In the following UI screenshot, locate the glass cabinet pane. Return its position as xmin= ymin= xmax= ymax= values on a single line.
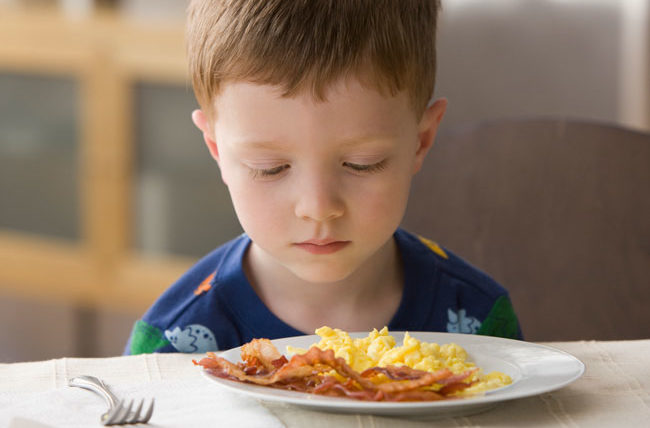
xmin=0 ymin=72 xmax=79 ymax=240
xmin=133 ymin=82 xmax=242 ymax=258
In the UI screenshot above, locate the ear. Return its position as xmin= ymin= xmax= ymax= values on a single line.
xmin=413 ymin=98 xmax=447 ymax=174
xmin=192 ymin=109 xmax=220 ymax=164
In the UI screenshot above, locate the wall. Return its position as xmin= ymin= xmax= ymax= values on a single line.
xmin=436 ymin=0 xmax=649 ymax=132
xmin=0 ymin=293 xmax=135 ymax=361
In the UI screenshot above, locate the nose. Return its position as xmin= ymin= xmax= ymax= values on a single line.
xmin=294 ymin=170 xmax=345 ymax=222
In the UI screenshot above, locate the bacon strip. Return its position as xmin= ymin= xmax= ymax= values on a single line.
xmin=195 ymin=351 xmax=332 ymax=385
xmin=436 ymin=368 xmax=478 ymax=385
xmin=193 ymin=343 xmax=476 ymax=402
xmin=438 ymin=380 xmax=477 ymax=396
xmin=376 ymin=369 xmax=453 ymax=393
xmin=241 ymin=338 xmax=284 ymax=372
xmin=361 ymin=365 xmax=432 ymax=380
xmin=311 ymin=375 xmax=448 ymax=402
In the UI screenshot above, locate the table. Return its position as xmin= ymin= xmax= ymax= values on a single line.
xmin=1 ymin=340 xmax=649 ymax=427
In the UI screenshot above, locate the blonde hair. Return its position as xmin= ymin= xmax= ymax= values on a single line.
xmin=187 ymin=0 xmax=441 ymax=119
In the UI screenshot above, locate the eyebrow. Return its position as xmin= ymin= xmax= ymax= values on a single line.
xmin=233 ymin=134 xmax=397 ymax=149
xmin=232 ymin=139 xmax=289 ymax=150
xmin=336 ymin=134 xmax=397 ymax=147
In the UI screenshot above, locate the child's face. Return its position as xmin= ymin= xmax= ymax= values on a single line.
xmin=194 ymin=78 xmax=446 ymax=283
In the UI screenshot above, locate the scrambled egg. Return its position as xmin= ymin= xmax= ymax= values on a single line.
xmin=287 ymin=326 xmax=511 ymax=396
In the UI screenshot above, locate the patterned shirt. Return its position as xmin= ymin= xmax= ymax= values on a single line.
xmin=125 ymin=228 xmax=522 ymax=354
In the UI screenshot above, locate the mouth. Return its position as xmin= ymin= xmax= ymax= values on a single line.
xmin=293 ymin=239 xmax=351 ymax=255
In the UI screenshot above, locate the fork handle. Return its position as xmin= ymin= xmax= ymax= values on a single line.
xmin=69 ymin=375 xmax=120 ymax=409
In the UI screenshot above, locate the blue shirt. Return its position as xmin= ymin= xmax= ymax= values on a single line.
xmin=125 ymin=228 xmax=522 ymax=354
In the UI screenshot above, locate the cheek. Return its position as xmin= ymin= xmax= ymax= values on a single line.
xmin=353 ymin=173 xmax=412 ymax=225
xmin=227 ymin=179 xmax=288 ymax=238
xmin=228 ymin=182 xmax=267 ymax=217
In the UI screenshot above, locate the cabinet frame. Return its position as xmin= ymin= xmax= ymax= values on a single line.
xmin=0 ymin=6 xmax=195 ymax=313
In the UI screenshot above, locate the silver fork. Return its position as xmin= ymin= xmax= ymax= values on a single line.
xmin=69 ymin=375 xmax=154 ymax=425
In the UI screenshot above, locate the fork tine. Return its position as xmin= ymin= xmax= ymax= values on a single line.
xmin=102 ymin=407 xmax=116 ymax=425
xmin=127 ymin=399 xmax=144 ymax=424
xmin=103 ymin=401 xmax=125 ymax=425
xmin=141 ymin=398 xmax=155 ymax=423
xmin=115 ymin=399 xmax=133 ymax=425
xmin=70 ymin=376 xmax=153 ymax=425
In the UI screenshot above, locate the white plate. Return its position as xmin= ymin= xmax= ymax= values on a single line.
xmin=199 ymin=332 xmax=584 ymax=418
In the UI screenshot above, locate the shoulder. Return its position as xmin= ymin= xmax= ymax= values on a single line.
xmin=396 ymin=229 xmax=522 ymax=339
xmin=397 ymin=228 xmax=507 ymax=300
xmin=125 ymin=235 xmax=248 ymax=355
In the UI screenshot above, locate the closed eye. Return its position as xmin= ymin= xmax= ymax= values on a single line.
xmin=250 ymin=164 xmax=290 ymax=179
xmin=343 ymin=159 xmax=387 ymax=174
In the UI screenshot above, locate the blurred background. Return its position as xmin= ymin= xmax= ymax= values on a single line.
xmin=0 ymin=0 xmax=648 ymax=362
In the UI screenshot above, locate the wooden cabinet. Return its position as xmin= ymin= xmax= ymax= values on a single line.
xmin=0 ymin=6 xmax=241 ymax=315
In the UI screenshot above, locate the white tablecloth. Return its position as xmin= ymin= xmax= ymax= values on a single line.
xmin=1 ymin=340 xmax=649 ymax=427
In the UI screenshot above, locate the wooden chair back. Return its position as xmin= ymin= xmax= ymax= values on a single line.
xmin=402 ymin=119 xmax=650 ymax=340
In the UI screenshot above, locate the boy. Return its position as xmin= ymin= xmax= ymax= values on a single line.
xmin=125 ymin=0 xmax=522 ymax=355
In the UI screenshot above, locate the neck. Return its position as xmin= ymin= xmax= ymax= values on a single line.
xmin=243 ymin=237 xmax=404 ymax=333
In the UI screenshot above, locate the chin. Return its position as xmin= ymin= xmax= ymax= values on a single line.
xmin=288 ymin=263 xmax=357 ymax=284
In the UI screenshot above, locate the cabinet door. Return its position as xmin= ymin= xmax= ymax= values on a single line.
xmin=0 ymin=72 xmax=79 ymax=240
xmin=133 ymin=82 xmax=242 ymax=257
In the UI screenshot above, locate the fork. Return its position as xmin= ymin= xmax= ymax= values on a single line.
xmin=69 ymin=375 xmax=154 ymax=425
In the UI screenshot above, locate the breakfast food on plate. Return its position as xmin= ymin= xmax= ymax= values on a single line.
xmin=194 ymin=327 xmax=511 ymax=402
xmin=290 ymin=327 xmax=511 ymax=395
